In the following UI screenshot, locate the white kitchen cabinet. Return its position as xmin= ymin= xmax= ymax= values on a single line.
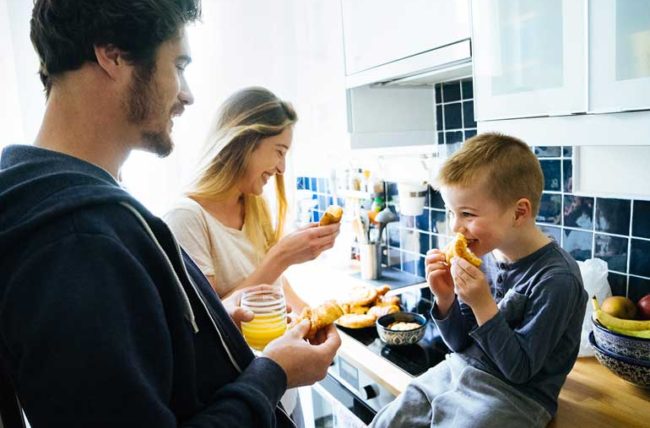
xmin=341 ymin=0 xmax=470 ymax=76
xmin=472 ymin=0 xmax=586 ymax=121
xmin=589 ymin=0 xmax=650 ymax=113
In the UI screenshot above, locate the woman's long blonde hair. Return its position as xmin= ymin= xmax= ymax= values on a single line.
xmin=188 ymin=87 xmax=297 ymax=254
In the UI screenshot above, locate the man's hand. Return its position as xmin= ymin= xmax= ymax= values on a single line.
xmin=263 ymin=319 xmax=341 ymax=388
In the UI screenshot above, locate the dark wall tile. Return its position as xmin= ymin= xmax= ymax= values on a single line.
xmin=461 ymin=79 xmax=473 ymax=99
xmin=430 ymin=210 xmax=447 ymax=234
xmin=430 ymin=191 xmax=445 ymax=209
xmin=630 ymin=238 xmax=650 ymax=277
xmin=387 ymin=223 xmax=400 ymax=247
xmin=463 ymin=101 xmax=476 ymax=128
xmin=465 ymin=130 xmax=477 ymax=140
xmin=632 ymin=200 xmax=650 ymax=238
xmin=435 ymin=83 xmax=442 ymax=104
xmin=540 ymin=160 xmax=561 ymax=191
xmin=438 ymin=131 xmax=445 ymax=144
xmin=594 ymin=234 xmax=628 ymax=273
xmin=562 ymin=146 xmax=573 ymax=157
xmin=442 ymin=81 xmax=461 ymax=102
xmin=562 ymin=160 xmax=573 ymax=193
xmin=416 ymin=209 xmax=430 ymax=231
xmin=387 ymin=247 xmax=401 ymax=268
xmin=629 ymin=276 xmax=650 ymax=303
xmin=534 ymin=146 xmax=561 ymax=157
xmin=446 ymin=131 xmax=463 ymax=145
xmin=562 ymin=229 xmax=593 ymax=261
xmin=564 ymin=195 xmax=594 ymax=229
xmin=444 ymin=103 xmax=463 ymax=130
xmin=539 ymin=225 xmax=562 ymax=243
xmin=537 ymin=193 xmax=562 ymax=225
xmin=436 ymin=106 xmax=443 ymax=131
xmin=595 ymin=198 xmax=631 ymax=235
xmin=419 ymin=232 xmax=431 ymax=255
xmin=608 ymin=272 xmax=627 ymax=297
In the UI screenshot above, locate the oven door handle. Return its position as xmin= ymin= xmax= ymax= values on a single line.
xmin=313 ymin=374 xmax=376 ymax=427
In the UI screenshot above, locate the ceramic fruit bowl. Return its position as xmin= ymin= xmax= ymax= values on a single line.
xmin=591 ymin=318 xmax=650 ymax=363
xmin=376 ymin=311 xmax=426 ymax=346
xmin=589 ymin=332 xmax=650 ymax=388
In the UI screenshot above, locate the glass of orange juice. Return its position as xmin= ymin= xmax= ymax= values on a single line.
xmin=240 ymin=286 xmax=288 ymax=351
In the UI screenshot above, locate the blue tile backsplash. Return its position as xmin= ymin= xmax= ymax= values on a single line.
xmin=296 ymin=78 xmax=650 ymax=299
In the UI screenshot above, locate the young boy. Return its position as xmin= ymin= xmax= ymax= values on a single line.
xmin=371 ymin=133 xmax=587 ymax=427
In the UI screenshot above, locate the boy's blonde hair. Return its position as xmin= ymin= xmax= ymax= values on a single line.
xmin=436 ymin=133 xmax=543 ymax=215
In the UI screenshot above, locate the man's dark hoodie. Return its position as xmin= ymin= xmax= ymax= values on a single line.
xmin=0 ymin=145 xmax=293 ymax=427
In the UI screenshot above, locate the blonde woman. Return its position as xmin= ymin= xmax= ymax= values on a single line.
xmin=165 ymin=87 xmax=339 ymax=311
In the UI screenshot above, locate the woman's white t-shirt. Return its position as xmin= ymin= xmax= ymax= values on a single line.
xmin=164 ymin=198 xmax=282 ymax=296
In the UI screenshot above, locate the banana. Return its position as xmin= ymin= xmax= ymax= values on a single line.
xmin=591 ymin=296 xmax=650 ymax=332
xmin=605 ymin=326 xmax=650 ymax=339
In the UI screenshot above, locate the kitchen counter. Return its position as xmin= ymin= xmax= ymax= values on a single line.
xmin=286 ymin=258 xmax=650 ymax=427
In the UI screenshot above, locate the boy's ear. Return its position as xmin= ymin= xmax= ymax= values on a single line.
xmin=94 ymin=44 xmax=127 ymax=80
xmin=513 ymin=198 xmax=532 ymax=225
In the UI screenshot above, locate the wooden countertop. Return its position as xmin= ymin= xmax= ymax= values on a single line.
xmin=286 ymin=258 xmax=650 ymax=427
xmin=550 ymin=357 xmax=650 ymax=428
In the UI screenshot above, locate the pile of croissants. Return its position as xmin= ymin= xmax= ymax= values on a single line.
xmin=295 ymin=285 xmax=400 ymax=339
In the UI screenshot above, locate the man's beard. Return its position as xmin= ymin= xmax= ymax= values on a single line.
xmin=125 ymin=62 xmax=173 ymax=158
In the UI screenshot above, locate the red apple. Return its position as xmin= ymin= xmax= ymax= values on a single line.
xmin=637 ymin=294 xmax=650 ymax=320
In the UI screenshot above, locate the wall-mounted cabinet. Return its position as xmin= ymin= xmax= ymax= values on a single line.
xmin=589 ymin=0 xmax=650 ymax=113
xmin=341 ymin=0 xmax=470 ymax=76
xmin=473 ymin=0 xmax=650 ymax=145
xmin=472 ymin=0 xmax=586 ymax=120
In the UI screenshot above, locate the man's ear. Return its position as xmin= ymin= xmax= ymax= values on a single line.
xmin=513 ymin=198 xmax=532 ymax=225
xmin=94 ymin=44 xmax=125 ymax=80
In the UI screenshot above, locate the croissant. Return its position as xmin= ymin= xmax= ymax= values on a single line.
xmin=297 ymin=300 xmax=344 ymax=340
xmin=367 ymin=303 xmax=399 ymax=318
xmin=445 ymin=233 xmax=482 ymax=267
xmin=319 ymin=205 xmax=344 ymax=226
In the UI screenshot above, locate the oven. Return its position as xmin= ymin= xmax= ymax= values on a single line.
xmin=306 ymin=354 xmax=395 ymax=427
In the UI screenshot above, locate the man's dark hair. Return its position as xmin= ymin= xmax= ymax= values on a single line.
xmin=30 ymin=0 xmax=201 ymax=97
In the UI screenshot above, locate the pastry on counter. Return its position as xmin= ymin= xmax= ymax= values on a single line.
xmin=336 ymin=313 xmax=377 ymax=329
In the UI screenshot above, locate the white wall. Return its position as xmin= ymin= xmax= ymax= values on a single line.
xmin=0 ymin=0 xmax=350 ymax=216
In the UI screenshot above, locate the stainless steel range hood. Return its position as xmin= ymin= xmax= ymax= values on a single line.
xmin=345 ymin=39 xmax=472 ymax=89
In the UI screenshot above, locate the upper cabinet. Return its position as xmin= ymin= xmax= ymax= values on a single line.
xmin=341 ymin=0 xmax=470 ymax=76
xmin=589 ymin=0 xmax=650 ymax=113
xmin=473 ymin=0 xmax=650 ymax=121
xmin=472 ymin=0 xmax=586 ymax=121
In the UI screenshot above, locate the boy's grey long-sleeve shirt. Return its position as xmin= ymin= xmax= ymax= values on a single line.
xmin=432 ymin=241 xmax=588 ymax=417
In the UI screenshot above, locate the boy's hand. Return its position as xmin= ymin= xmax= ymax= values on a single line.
xmin=450 ymin=258 xmax=498 ymax=325
xmin=425 ymin=249 xmax=455 ymax=315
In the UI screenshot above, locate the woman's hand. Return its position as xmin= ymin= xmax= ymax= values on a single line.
xmin=425 ymin=248 xmax=455 ymax=315
xmin=449 ymin=258 xmax=498 ymax=325
xmin=269 ymin=222 xmax=341 ymax=269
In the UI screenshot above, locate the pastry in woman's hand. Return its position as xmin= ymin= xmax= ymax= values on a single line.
xmin=445 ymin=233 xmax=482 ymax=267
xmin=319 ymin=205 xmax=344 ymax=226
xmin=296 ymin=300 xmax=344 ymax=340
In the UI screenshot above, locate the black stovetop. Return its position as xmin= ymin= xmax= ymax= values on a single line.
xmin=337 ymin=287 xmax=450 ymax=377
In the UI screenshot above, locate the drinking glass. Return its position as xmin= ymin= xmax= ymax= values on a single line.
xmin=240 ymin=286 xmax=288 ymax=351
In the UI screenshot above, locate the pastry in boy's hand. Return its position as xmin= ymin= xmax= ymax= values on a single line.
xmin=296 ymin=300 xmax=344 ymax=340
xmin=319 ymin=205 xmax=344 ymax=226
xmin=445 ymin=233 xmax=482 ymax=267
